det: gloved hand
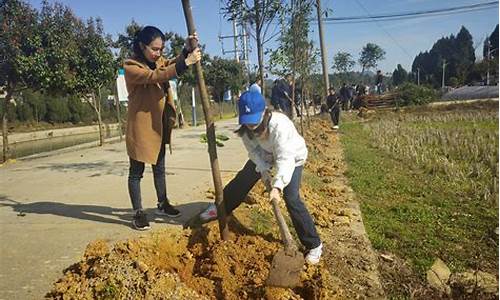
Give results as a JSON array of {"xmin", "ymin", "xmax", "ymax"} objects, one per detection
[
  {"xmin": 185, "ymin": 48, "xmax": 201, "ymax": 66},
  {"xmin": 269, "ymin": 187, "xmax": 281, "ymax": 202}
]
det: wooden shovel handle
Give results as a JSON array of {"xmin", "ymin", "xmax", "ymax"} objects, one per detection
[{"xmin": 270, "ymin": 196, "xmax": 297, "ymax": 252}]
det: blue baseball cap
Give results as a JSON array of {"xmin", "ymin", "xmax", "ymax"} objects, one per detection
[{"xmin": 238, "ymin": 91, "xmax": 266, "ymax": 125}]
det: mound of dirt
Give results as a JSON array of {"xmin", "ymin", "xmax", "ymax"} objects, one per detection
[
  {"xmin": 47, "ymin": 116, "xmax": 387, "ymax": 300},
  {"xmin": 47, "ymin": 218, "xmax": 330, "ymax": 300}
]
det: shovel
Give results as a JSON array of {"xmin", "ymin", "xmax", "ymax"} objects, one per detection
[{"xmin": 266, "ymin": 191, "xmax": 305, "ymax": 288}]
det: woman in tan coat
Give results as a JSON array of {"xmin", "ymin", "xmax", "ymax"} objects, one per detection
[{"xmin": 124, "ymin": 26, "xmax": 201, "ymax": 230}]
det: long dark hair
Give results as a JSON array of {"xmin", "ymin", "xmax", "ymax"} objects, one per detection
[
  {"xmin": 132, "ymin": 26, "xmax": 165, "ymax": 64},
  {"xmin": 235, "ymin": 108, "xmax": 272, "ymax": 140}
]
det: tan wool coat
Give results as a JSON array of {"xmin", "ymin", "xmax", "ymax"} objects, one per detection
[{"xmin": 124, "ymin": 55, "xmax": 181, "ymax": 164}]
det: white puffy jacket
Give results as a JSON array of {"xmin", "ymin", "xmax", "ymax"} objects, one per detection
[{"xmin": 241, "ymin": 112, "xmax": 308, "ymax": 190}]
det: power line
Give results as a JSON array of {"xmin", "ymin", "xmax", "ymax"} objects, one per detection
[
  {"xmin": 321, "ymin": 1, "xmax": 498, "ymax": 23},
  {"xmin": 352, "ymin": 0, "xmax": 413, "ymax": 59},
  {"xmin": 323, "ymin": 7, "xmax": 496, "ymax": 24}
]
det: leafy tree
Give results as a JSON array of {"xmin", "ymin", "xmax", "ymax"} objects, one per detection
[
  {"xmin": 37, "ymin": 0, "xmax": 82, "ymax": 93},
  {"xmin": 268, "ymin": 0, "xmax": 315, "ymax": 110},
  {"xmin": 392, "ymin": 64, "xmax": 408, "ymax": 86},
  {"xmin": 359, "ymin": 43, "xmax": 385, "ymax": 74},
  {"xmin": 332, "ymin": 51, "xmax": 355, "ymax": 83},
  {"xmin": 204, "ymin": 57, "xmax": 245, "ymax": 102},
  {"xmin": 22, "ymin": 90, "xmax": 47, "ymax": 123},
  {"xmin": 453, "ymin": 26, "xmax": 475, "ymax": 83},
  {"xmin": 1, "ymin": 0, "xmax": 40, "ymax": 160},
  {"xmin": 412, "ymin": 26, "xmax": 477, "ymax": 87},
  {"xmin": 223, "ymin": 0, "xmax": 284, "ymax": 94},
  {"xmin": 16, "ymin": 100, "xmax": 34, "ymax": 122},
  {"xmin": 46, "ymin": 96, "xmax": 71, "ymax": 123},
  {"xmin": 114, "ymin": 19, "xmax": 142, "ymax": 66},
  {"xmin": 74, "ymin": 17, "xmax": 115, "ymax": 145}
]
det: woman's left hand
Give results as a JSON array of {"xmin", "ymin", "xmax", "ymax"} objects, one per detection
[{"xmin": 184, "ymin": 33, "xmax": 199, "ymax": 52}]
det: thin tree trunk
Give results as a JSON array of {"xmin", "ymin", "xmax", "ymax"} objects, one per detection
[
  {"xmin": 182, "ymin": 0, "xmax": 229, "ymax": 241},
  {"xmin": 291, "ymin": 2, "xmax": 297, "ymax": 123},
  {"xmin": 311, "ymin": 89, "xmax": 317, "ymax": 115},
  {"xmin": 303, "ymin": 83, "xmax": 310, "ymax": 129},
  {"xmin": 2, "ymin": 86, "xmax": 12, "ymax": 162},
  {"xmin": 89, "ymin": 92, "xmax": 104, "ymax": 147},
  {"xmin": 256, "ymin": 34, "xmax": 265, "ymax": 97},
  {"xmin": 254, "ymin": 0, "xmax": 265, "ymax": 97},
  {"xmin": 114, "ymin": 82, "xmax": 123, "ymax": 141}
]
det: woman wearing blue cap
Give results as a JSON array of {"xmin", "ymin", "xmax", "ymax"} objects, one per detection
[{"xmin": 200, "ymin": 90, "xmax": 323, "ymax": 264}]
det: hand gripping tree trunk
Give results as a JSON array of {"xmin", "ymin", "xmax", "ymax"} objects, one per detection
[{"xmin": 181, "ymin": 0, "xmax": 230, "ymax": 241}]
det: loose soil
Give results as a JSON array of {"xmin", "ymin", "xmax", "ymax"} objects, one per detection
[{"xmin": 46, "ymin": 117, "xmax": 386, "ymax": 299}]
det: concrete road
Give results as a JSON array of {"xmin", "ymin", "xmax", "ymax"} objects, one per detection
[{"xmin": 0, "ymin": 118, "xmax": 248, "ymax": 300}]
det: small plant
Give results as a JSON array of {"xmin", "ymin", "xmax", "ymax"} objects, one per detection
[{"xmin": 199, "ymin": 133, "xmax": 230, "ymax": 147}]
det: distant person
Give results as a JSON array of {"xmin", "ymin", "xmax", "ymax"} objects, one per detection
[
  {"xmin": 199, "ymin": 91, "xmax": 323, "ymax": 264},
  {"xmin": 326, "ymin": 87, "xmax": 341, "ymax": 129},
  {"xmin": 348, "ymin": 84, "xmax": 356, "ymax": 110},
  {"xmin": 376, "ymin": 70, "xmax": 383, "ymax": 95},
  {"xmin": 124, "ymin": 26, "xmax": 201, "ymax": 230},
  {"xmin": 339, "ymin": 82, "xmax": 350, "ymax": 111},
  {"xmin": 249, "ymin": 78, "xmax": 262, "ymax": 94},
  {"xmin": 270, "ymin": 79, "xmax": 281, "ymax": 110},
  {"xmin": 271, "ymin": 74, "xmax": 293, "ymax": 119}
]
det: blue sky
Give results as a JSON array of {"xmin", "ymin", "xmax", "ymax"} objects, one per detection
[{"xmin": 28, "ymin": 0, "xmax": 499, "ymax": 75}]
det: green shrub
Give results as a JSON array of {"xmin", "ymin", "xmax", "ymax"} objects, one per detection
[{"xmin": 398, "ymin": 83, "xmax": 437, "ymax": 106}]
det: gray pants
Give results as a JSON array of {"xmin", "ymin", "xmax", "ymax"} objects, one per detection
[{"xmin": 128, "ymin": 143, "xmax": 167, "ymax": 210}]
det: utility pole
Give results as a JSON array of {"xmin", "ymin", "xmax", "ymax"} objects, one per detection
[
  {"xmin": 232, "ymin": 17, "xmax": 240, "ymax": 63},
  {"xmin": 417, "ymin": 67, "xmax": 420, "ymax": 86},
  {"xmin": 242, "ymin": 23, "xmax": 250, "ymax": 84},
  {"xmin": 486, "ymin": 40, "xmax": 491, "ymax": 86},
  {"xmin": 315, "ymin": 0, "xmax": 329, "ymax": 104},
  {"xmin": 442, "ymin": 59, "xmax": 446, "ymax": 89}
]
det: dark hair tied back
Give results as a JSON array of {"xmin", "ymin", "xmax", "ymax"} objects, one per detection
[{"xmin": 132, "ymin": 26, "xmax": 165, "ymax": 60}]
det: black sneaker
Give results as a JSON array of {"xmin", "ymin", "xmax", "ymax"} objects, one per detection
[
  {"xmin": 155, "ymin": 201, "xmax": 182, "ymax": 218},
  {"xmin": 132, "ymin": 210, "xmax": 150, "ymax": 231}
]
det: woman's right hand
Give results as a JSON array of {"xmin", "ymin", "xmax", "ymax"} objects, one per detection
[{"xmin": 185, "ymin": 48, "xmax": 202, "ymax": 66}]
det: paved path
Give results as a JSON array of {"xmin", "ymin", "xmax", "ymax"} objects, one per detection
[{"xmin": 0, "ymin": 119, "xmax": 248, "ymax": 299}]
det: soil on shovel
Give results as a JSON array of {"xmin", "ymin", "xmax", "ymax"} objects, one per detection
[{"xmin": 46, "ymin": 117, "xmax": 386, "ymax": 300}]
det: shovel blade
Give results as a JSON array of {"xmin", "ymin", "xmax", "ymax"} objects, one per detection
[{"xmin": 266, "ymin": 249, "xmax": 305, "ymax": 288}]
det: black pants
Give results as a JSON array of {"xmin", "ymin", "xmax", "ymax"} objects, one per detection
[
  {"xmin": 330, "ymin": 104, "xmax": 340, "ymax": 126},
  {"xmin": 224, "ymin": 160, "xmax": 321, "ymax": 249},
  {"xmin": 342, "ymin": 99, "xmax": 349, "ymax": 111},
  {"xmin": 128, "ymin": 143, "xmax": 167, "ymax": 210}
]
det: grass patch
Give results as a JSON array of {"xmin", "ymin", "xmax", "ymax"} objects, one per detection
[{"xmin": 340, "ymin": 106, "xmax": 498, "ymax": 277}]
